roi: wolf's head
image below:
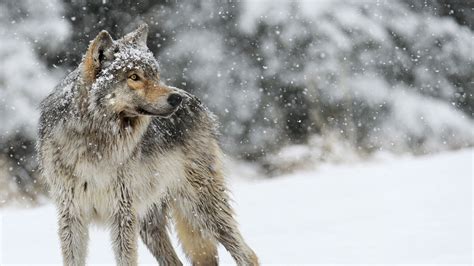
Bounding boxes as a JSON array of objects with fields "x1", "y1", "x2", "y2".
[{"x1": 82, "y1": 24, "x2": 182, "y2": 118}]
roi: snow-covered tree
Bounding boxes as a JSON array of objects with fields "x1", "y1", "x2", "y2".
[{"x1": 238, "y1": 0, "x2": 473, "y2": 157}]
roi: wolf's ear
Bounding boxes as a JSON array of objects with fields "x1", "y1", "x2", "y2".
[
  {"x1": 83, "y1": 30, "x2": 114, "y2": 84},
  {"x1": 122, "y1": 23, "x2": 148, "y2": 47}
]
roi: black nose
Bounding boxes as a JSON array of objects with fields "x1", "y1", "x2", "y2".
[{"x1": 167, "y1": 93, "x2": 182, "y2": 107}]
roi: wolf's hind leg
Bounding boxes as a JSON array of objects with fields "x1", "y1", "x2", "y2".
[
  {"x1": 179, "y1": 169, "x2": 259, "y2": 265},
  {"x1": 204, "y1": 193, "x2": 258, "y2": 265},
  {"x1": 213, "y1": 217, "x2": 259, "y2": 266},
  {"x1": 172, "y1": 205, "x2": 218, "y2": 266},
  {"x1": 140, "y1": 202, "x2": 183, "y2": 266}
]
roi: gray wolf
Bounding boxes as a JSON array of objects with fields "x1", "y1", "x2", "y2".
[{"x1": 37, "y1": 24, "x2": 258, "y2": 266}]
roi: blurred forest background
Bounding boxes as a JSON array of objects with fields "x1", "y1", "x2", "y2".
[{"x1": 0, "y1": 0, "x2": 472, "y2": 206}]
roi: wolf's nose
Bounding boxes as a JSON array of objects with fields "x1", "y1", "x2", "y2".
[{"x1": 167, "y1": 93, "x2": 182, "y2": 107}]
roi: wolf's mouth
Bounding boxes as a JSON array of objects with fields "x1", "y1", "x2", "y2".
[
  {"x1": 135, "y1": 107, "x2": 177, "y2": 117},
  {"x1": 136, "y1": 107, "x2": 158, "y2": 116}
]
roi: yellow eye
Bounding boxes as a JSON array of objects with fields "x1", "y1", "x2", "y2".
[{"x1": 129, "y1": 74, "x2": 139, "y2": 81}]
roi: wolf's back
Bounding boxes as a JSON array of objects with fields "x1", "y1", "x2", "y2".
[{"x1": 38, "y1": 69, "x2": 81, "y2": 140}]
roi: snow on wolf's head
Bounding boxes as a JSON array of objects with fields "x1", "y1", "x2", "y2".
[{"x1": 82, "y1": 24, "x2": 183, "y2": 118}]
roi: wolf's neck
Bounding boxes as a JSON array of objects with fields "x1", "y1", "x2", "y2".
[
  {"x1": 90, "y1": 110, "x2": 151, "y2": 136},
  {"x1": 76, "y1": 112, "x2": 152, "y2": 164}
]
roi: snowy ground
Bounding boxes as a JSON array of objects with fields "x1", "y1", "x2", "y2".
[{"x1": 1, "y1": 149, "x2": 472, "y2": 265}]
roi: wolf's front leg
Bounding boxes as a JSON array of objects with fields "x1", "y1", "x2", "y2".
[
  {"x1": 57, "y1": 194, "x2": 89, "y2": 266},
  {"x1": 111, "y1": 180, "x2": 139, "y2": 266}
]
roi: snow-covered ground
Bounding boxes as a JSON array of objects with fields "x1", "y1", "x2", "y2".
[{"x1": 1, "y1": 149, "x2": 472, "y2": 265}]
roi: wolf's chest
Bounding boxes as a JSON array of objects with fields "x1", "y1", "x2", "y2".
[
  {"x1": 50, "y1": 123, "x2": 187, "y2": 219},
  {"x1": 73, "y1": 157, "x2": 118, "y2": 184},
  {"x1": 71, "y1": 150, "x2": 186, "y2": 220},
  {"x1": 71, "y1": 160, "x2": 117, "y2": 219}
]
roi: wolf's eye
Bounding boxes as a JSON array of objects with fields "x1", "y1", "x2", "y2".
[{"x1": 129, "y1": 74, "x2": 139, "y2": 81}]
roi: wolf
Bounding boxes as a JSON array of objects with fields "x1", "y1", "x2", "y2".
[{"x1": 37, "y1": 24, "x2": 258, "y2": 266}]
